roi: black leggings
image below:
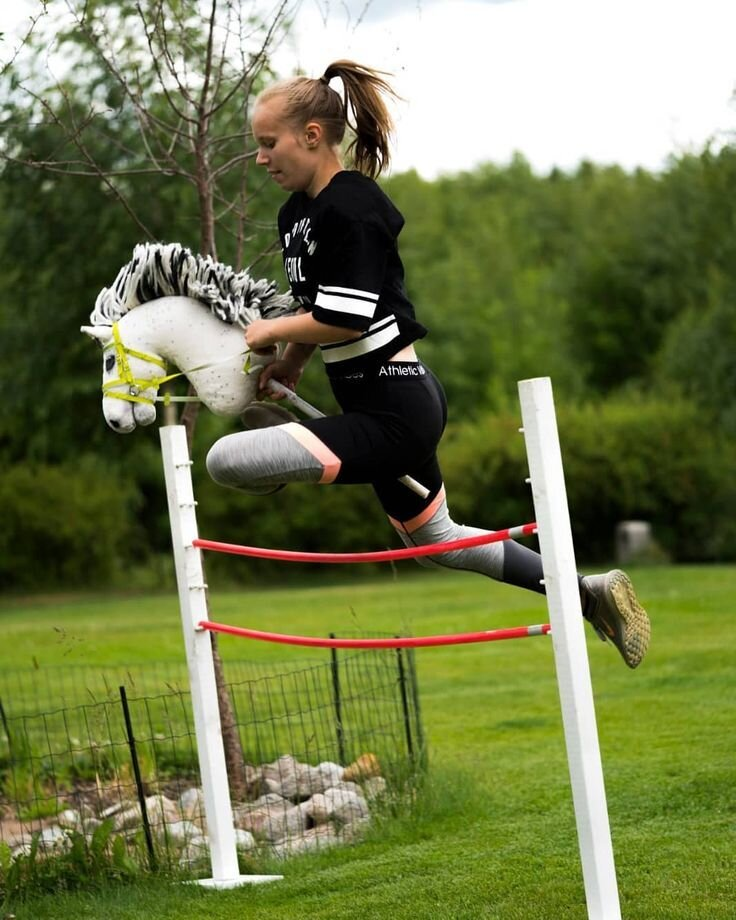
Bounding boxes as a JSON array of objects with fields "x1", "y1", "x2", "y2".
[
  {"x1": 300, "y1": 361, "x2": 447, "y2": 521},
  {"x1": 206, "y1": 359, "x2": 549, "y2": 595}
]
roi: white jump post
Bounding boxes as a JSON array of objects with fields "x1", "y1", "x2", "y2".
[
  {"x1": 518, "y1": 378, "x2": 621, "y2": 920},
  {"x1": 160, "y1": 425, "x2": 282, "y2": 888}
]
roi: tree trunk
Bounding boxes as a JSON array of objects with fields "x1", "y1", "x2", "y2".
[
  {"x1": 209, "y1": 630, "x2": 248, "y2": 801},
  {"x1": 185, "y1": 117, "x2": 247, "y2": 792}
]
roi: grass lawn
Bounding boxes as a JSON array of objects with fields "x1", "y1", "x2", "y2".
[{"x1": 0, "y1": 563, "x2": 734, "y2": 918}]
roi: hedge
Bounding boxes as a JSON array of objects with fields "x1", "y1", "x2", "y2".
[
  {"x1": 3, "y1": 394, "x2": 733, "y2": 592},
  {"x1": 0, "y1": 457, "x2": 144, "y2": 590},
  {"x1": 440, "y1": 394, "x2": 736, "y2": 563}
]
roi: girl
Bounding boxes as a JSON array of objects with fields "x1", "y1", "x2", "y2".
[{"x1": 206, "y1": 60, "x2": 650, "y2": 669}]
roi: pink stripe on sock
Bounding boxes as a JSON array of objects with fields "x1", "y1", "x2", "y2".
[
  {"x1": 388, "y1": 485, "x2": 446, "y2": 533},
  {"x1": 281, "y1": 423, "x2": 342, "y2": 484}
]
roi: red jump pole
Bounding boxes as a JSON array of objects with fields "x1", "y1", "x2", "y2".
[
  {"x1": 192, "y1": 523, "x2": 537, "y2": 564},
  {"x1": 197, "y1": 620, "x2": 551, "y2": 649}
]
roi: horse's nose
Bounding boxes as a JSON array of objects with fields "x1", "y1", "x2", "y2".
[{"x1": 109, "y1": 418, "x2": 121, "y2": 429}]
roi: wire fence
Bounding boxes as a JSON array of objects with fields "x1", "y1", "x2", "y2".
[{"x1": 0, "y1": 640, "x2": 424, "y2": 877}]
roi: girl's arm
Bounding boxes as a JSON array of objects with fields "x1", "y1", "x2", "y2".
[
  {"x1": 246, "y1": 312, "x2": 361, "y2": 351},
  {"x1": 250, "y1": 311, "x2": 361, "y2": 396}
]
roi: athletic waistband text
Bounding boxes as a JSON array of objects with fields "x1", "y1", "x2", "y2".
[{"x1": 378, "y1": 364, "x2": 426, "y2": 377}]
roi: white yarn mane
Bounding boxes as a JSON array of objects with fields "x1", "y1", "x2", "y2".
[{"x1": 90, "y1": 242, "x2": 295, "y2": 327}]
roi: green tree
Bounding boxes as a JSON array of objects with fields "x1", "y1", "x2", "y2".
[{"x1": 0, "y1": 0, "x2": 298, "y2": 801}]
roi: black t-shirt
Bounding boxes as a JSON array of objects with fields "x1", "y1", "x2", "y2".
[{"x1": 277, "y1": 170, "x2": 427, "y2": 377}]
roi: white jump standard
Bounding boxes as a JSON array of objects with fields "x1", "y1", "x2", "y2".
[
  {"x1": 160, "y1": 425, "x2": 283, "y2": 888},
  {"x1": 519, "y1": 377, "x2": 622, "y2": 920},
  {"x1": 160, "y1": 376, "x2": 625, "y2": 915}
]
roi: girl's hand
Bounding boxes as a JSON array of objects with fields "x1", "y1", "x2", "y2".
[
  {"x1": 245, "y1": 319, "x2": 278, "y2": 354},
  {"x1": 258, "y1": 356, "x2": 305, "y2": 397}
]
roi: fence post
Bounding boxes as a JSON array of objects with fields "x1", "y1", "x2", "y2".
[
  {"x1": 395, "y1": 646, "x2": 414, "y2": 762},
  {"x1": 328, "y1": 635, "x2": 346, "y2": 765},
  {"x1": 518, "y1": 378, "x2": 621, "y2": 920},
  {"x1": 160, "y1": 425, "x2": 282, "y2": 888},
  {"x1": 0, "y1": 699, "x2": 13, "y2": 758},
  {"x1": 406, "y1": 648, "x2": 427, "y2": 770},
  {"x1": 119, "y1": 686, "x2": 157, "y2": 872}
]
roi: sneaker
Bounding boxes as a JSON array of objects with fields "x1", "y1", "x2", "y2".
[{"x1": 580, "y1": 570, "x2": 651, "y2": 669}]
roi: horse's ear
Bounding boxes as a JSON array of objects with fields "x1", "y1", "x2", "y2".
[{"x1": 81, "y1": 325, "x2": 111, "y2": 347}]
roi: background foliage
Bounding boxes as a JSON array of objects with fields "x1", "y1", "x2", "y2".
[{"x1": 1, "y1": 6, "x2": 735, "y2": 589}]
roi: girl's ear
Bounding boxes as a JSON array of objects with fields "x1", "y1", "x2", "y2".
[{"x1": 305, "y1": 121, "x2": 323, "y2": 148}]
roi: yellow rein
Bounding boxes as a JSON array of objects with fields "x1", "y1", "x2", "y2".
[{"x1": 101, "y1": 322, "x2": 249, "y2": 406}]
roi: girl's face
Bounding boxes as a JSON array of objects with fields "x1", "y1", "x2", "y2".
[{"x1": 252, "y1": 98, "x2": 316, "y2": 194}]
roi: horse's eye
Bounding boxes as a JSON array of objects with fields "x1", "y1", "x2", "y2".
[{"x1": 105, "y1": 354, "x2": 115, "y2": 373}]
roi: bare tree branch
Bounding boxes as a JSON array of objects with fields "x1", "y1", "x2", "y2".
[
  {"x1": 208, "y1": 0, "x2": 291, "y2": 120},
  {"x1": 0, "y1": 1, "x2": 48, "y2": 79},
  {"x1": 134, "y1": 0, "x2": 198, "y2": 122}
]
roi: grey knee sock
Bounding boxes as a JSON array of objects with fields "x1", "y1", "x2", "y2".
[
  {"x1": 393, "y1": 499, "x2": 546, "y2": 593},
  {"x1": 393, "y1": 499, "x2": 505, "y2": 579},
  {"x1": 206, "y1": 427, "x2": 323, "y2": 494}
]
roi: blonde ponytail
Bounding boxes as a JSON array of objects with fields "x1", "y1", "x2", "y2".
[{"x1": 258, "y1": 60, "x2": 397, "y2": 178}]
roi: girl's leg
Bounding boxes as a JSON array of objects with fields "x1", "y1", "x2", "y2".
[
  {"x1": 381, "y1": 481, "x2": 649, "y2": 669},
  {"x1": 205, "y1": 423, "x2": 334, "y2": 493},
  {"x1": 384, "y1": 486, "x2": 545, "y2": 592}
]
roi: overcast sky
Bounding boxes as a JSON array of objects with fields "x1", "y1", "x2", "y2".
[
  {"x1": 2, "y1": 0, "x2": 734, "y2": 178},
  {"x1": 276, "y1": 0, "x2": 736, "y2": 177}
]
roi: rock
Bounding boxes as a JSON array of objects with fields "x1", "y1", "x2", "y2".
[
  {"x1": 100, "y1": 801, "x2": 127, "y2": 819},
  {"x1": 262, "y1": 777, "x2": 285, "y2": 797},
  {"x1": 261, "y1": 804, "x2": 306, "y2": 843},
  {"x1": 39, "y1": 826, "x2": 69, "y2": 851},
  {"x1": 165, "y1": 820, "x2": 200, "y2": 843},
  {"x1": 243, "y1": 763, "x2": 266, "y2": 799},
  {"x1": 250, "y1": 793, "x2": 291, "y2": 809},
  {"x1": 300, "y1": 793, "x2": 330, "y2": 825},
  {"x1": 56, "y1": 809, "x2": 81, "y2": 831},
  {"x1": 337, "y1": 815, "x2": 371, "y2": 841},
  {"x1": 178, "y1": 833, "x2": 210, "y2": 867},
  {"x1": 233, "y1": 794, "x2": 290, "y2": 834},
  {"x1": 343, "y1": 753, "x2": 381, "y2": 782},
  {"x1": 363, "y1": 776, "x2": 387, "y2": 801},
  {"x1": 145, "y1": 794, "x2": 180, "y2": 827},
  {"x1": 261, "y1": 755, "x2": 301, "y2": 798},
  {"x1": 300, "y1": 786, "x2": 370, "y2": 828},
  {"x1": 234, "y1": 828, "x2": 255, "y2": 851},
  {"x1": 261, "y1": 755, "x2": 343, "y2": 800},
  {"x1": 113, "y1": 804, "x2": 142, "y2": 831},
  {"x1": 271, "y1": 825, "x2": 339, "y2": 859},
  {"x1": 333, "y1": 799, "x2": 370, "y2": 827},
  {"x1": 233, "y1": 794, "x2": 304, "y2": 841},
  {"x1": 11, "y1": 842, "x2": 33, "y2": 858},
  {"x1": 325, "y1": 780, "x2": 362, "y2": 796},
  {"x1": 322, "y1": 787, "x2": 369, "y2": 826},
  {"x1": 178, "y1": 787, "x2": 205, "y2": 821},
  {"x1": 615, "y1": 520, "x2": 655, "y2": 565},
  {"x1": 316, "y1": 761, "x2": 344, "y2": 787}
]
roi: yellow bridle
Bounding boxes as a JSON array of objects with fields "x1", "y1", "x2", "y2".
[
  {"x1": 101, "y1": 322, "x2": 183, "y2": 405},
  {"x1": 101, "y1": 322, "x2": 249, "y2": 406}
]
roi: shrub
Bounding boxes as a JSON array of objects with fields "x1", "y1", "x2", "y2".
[
  {"x1": 441, "y1": 394, "x2": 736, "y2": 563},
  {"x1": 0, "y1": 456, "x2": 144, "y2": 590}
]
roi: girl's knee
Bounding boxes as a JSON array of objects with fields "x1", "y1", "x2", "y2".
[
  {"x1": 205, "y1": 439, "x2": 230, "y2": 486},
  {"x1": 205, "y1": 433, "x2": 249, "y2": 488}
]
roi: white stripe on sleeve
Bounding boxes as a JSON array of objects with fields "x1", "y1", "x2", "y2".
[
  {"x1": 320, "y1": 316, "x2": 400, "y2": 364},
  {"x1": 315, "y1": 284, "x2": 379, "y2": 319}
]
